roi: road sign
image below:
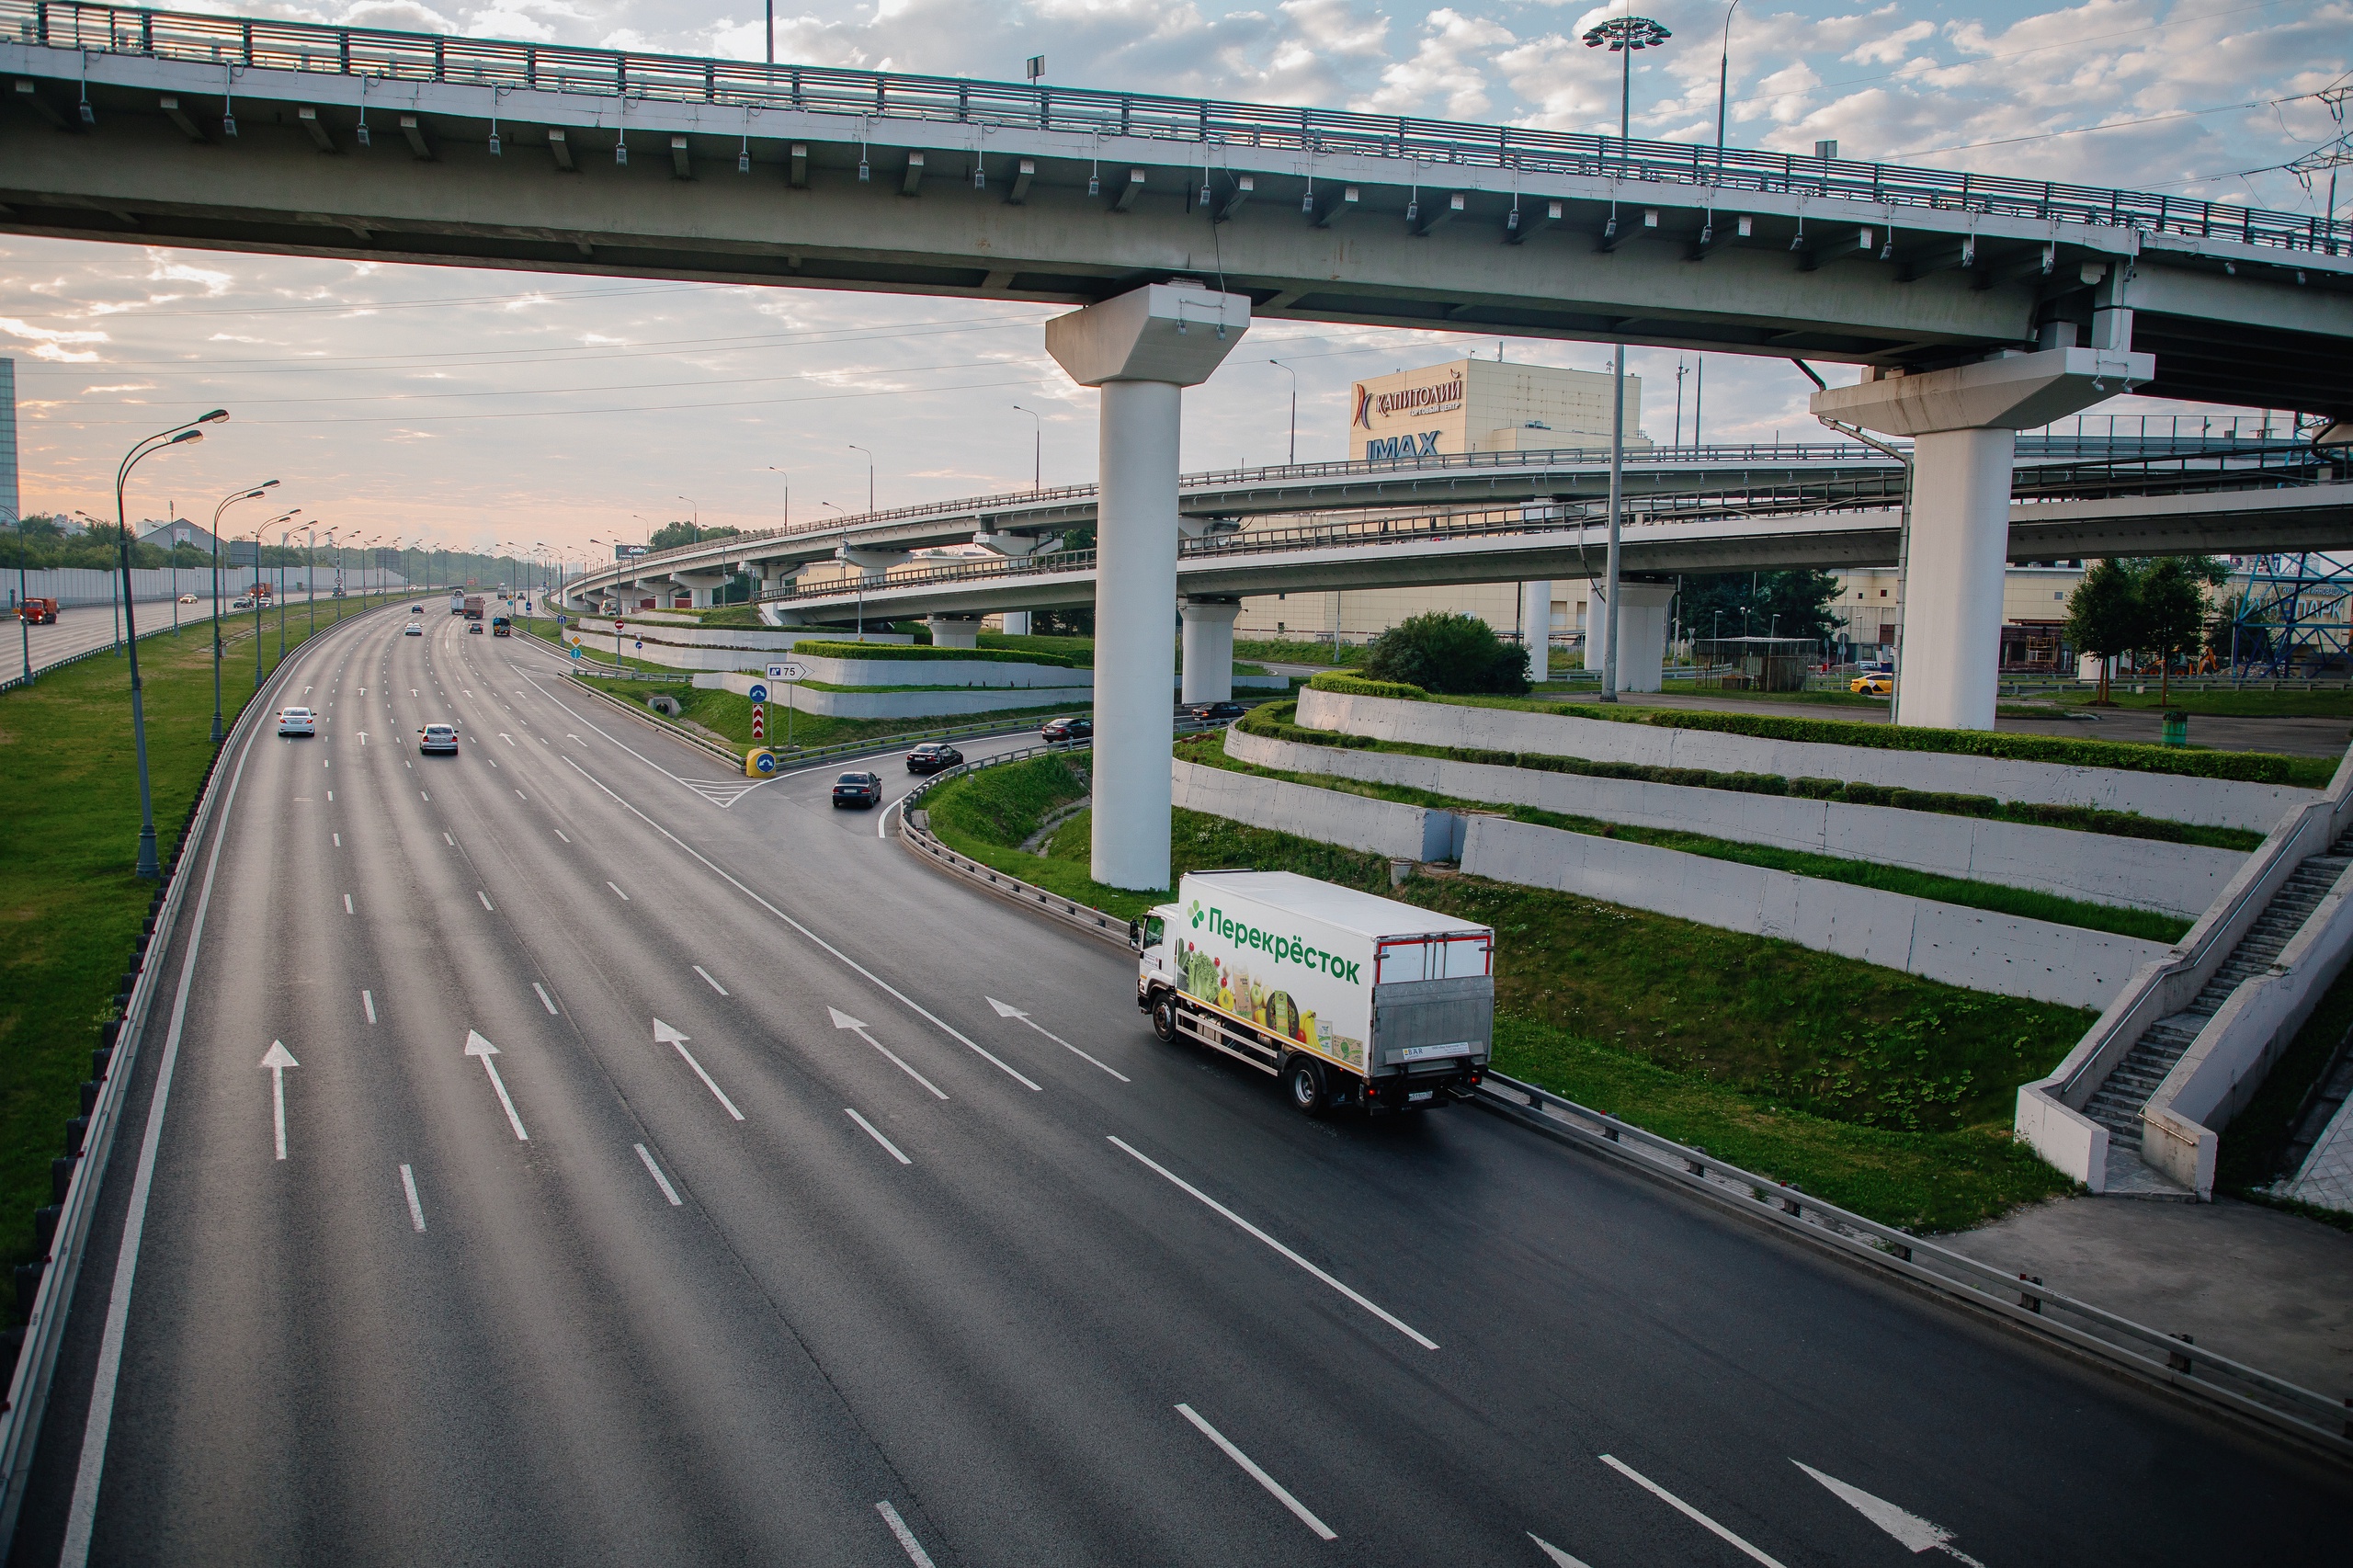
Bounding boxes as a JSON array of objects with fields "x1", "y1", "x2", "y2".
[
  {"x1": 750, "y1": 703, "x2": 766, "y2": 741},
  {"x1": 613, "y1": 619, "x2": 625, "y2": 632},
  {"x1": 569, "y1": 644, "x2": 581, "y2": 660},
  {"x1": 767, "y1": 662, "x2": 807, "y2": 682},
  {"x1": 745, "y1": 747, "x2": 778, "y2": 777},
  {"x1": 746, "y1": 682, "x2": 769, "y2": 704}
]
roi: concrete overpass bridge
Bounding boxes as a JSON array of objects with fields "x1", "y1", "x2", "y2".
[
  {"x1": 11, "y1": 1, "x2": 2349, "y2": 886},
  {"x1": 563, "y1": 432, "x2": 2323, "y2": 611}
]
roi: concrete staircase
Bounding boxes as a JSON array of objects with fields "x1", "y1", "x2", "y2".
[{"x1": 2084, "y1": 835, "x2": 2353, "y2": 1188}]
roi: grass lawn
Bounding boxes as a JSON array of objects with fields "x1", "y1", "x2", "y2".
[
  {"x1": 918, "y1": 752, "x2": 2081, "y2": 1231},
  {"x1": 0, "y1": 597, "x2": 404, "y2": 1317},
  {"x1": 1177, "y1": 733, "x2": 2192, "y2": 943},
  {"x1": 577, "y1": 674, "x2": 1085, "y2": 754},
  {"x1": 2040, "y1": 687, "x2": 2353, "y2": 720}
]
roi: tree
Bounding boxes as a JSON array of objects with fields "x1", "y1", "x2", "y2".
[
  {"x1": 2064, "y1": 559, "x2": 2139, "y2": 704},
  {"x1": 1361, "y1": 611, "x2": 1529, "y2": 695},
  {"x1": 2139, "y1": 555, "x2": 2227, "y2": 707},
  {"x1": 647, "y1": 521, "x2": 742, "y2": 552},
  {"x1": 1676, "y1": 569, "x2": 1843, "y2": 648}
]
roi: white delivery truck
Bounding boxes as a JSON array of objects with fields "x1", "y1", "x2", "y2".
[{"x1": 1133, "y1": 870, "x2": 1495, "y2": 1116}]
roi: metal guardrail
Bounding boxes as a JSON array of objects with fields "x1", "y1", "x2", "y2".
[
  {"x1": 15, "y1": 3, "x2": 2347, "y2": 256},
  {"x1": 890, "y1": 762, "x2": 2353, "y2": 1460},
  {"x1": 0, "y1": 600, "x2": 396, "y2": 1542},
  {"x1": 1473, "y1": 1070, "x2": 2352, "y2": 1460},
  {"x1": 0, "y1": 594, "x2": 407, "y2": 698}
]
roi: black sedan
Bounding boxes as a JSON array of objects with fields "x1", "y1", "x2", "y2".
[
  {"x1": 832, "y1": 770, "x2": 883, "y2": 809},
  {"x1": 1186, "y1": 700, "x2": 1249, "y2": 724},
  {"x1": 1040, "y1": 717, "x2": 1093, "y2": 743},
  {"x1": 905, "y1": 744, "x2": 963, "y2": 774}
]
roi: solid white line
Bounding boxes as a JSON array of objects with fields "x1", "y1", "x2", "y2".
[
  {"x1": 1599, "y1": 1455, "x2": 1790, "y2": 1568},
  {"x1": 1174, "y1": 1404, "x2": 1336, "y2": 1540},
  {"x1": 694, "y1": 965, "x2": 728, "y2": 995},
  {"x1": 669, "y1": 1040, "x2": 746, "y2": 1121},
  {"x1": 1108, "y1": 1136, "x2": 1438, "y2": 1349},
  {"x1": 533, "y1": 983, "x2": 559, "y2": 1016},
  {"x1": 634, "y1": 1143, "x2": 684, "y2": 1206},
  {"x1": 478, "y1": 890, "x2": 494, "y2": 911},
  {"x1": 480, "y1": 1056, "x2": 529, "y2": 1141},
  {"x1": 560, "y1": 755, "x2": 1041, "y2": 1091},
  {"x1": 608, "y1": 881, "x2": 630, "y2": 902},
  {"x1": 343, "y1": 893, "x2": 354, "y2": 915},
  {"x1": 845, "y1": 1107, "x2": 912, "y2": 1165},
  {"x1": 877, "y1": 796, "x2": 901, "y2": 839},
  {"x1": 361, "y1": 989, "x2": 376, "y2": 1024},
  {"x1": 875, "y1": 1502, "x2": 937, "y2": 1567},
  {"x1": 61, "y1": 628, "x2": 283, "y2": 1565},
  {"x1": 400, "y1": 1165, "x2": 426, "y2": 1232}
]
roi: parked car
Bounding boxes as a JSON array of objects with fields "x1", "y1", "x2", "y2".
[
  {"x1": 177, "y1": 594, "x2": 199, "y2": 604},
  {"x1": 1186, "y1": 700, "x2": 1248, "y2": 724},
  {"x1": 1850, "y1": 673, "x2": 1895, "y2": 696},
  {"x1": 904, "y1": 743, "x2": 964, "y2": 774},
  {"x1": 404, "y1": 623, "x2": 425, "y2": 637},
  {"x1": 1040, "y1": 716, "x2": 1093, "y2": 743},
  {"x1": 277, "y1": 707, "x2": 316, "y2": 736},
  {"x1": 832, "y1": 770, "x2": 883, "y2": 808},
  {"x1": 418, "y1": 723, "x2": 459, "y2": 755}
]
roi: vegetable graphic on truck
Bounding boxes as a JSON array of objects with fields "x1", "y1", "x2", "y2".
[{"x1": 1134, "y1": 870, "x2": 1494, "y2": 1116}]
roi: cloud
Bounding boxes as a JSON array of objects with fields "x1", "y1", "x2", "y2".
[{"x1": 0, "y1": 316, "x2": 110, "y2": 362}]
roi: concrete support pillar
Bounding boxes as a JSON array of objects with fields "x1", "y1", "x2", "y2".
[
  {"x1": 1608, "y1": 582, "x2": 1676, "y2": 693},
  {"x1": 1518, "y1": 580, "x2": 1552, "y2": 683},
  {"x1": 975, "y1": 535, "x2": 1056, "y2": 641},
  {"x1": 1000, "y1": 610, "x2": 1032, "y2": 636},
  {"x1": 674, "y1": 569, "x2": 729, "y2": 608},
  {"x1": 926, "y1": 615, "x2": 982, "y2": 649},
  {"x1": 1047, "y1": 282, "x2": 1249, "y2": 890},
  {"x1": 1179, "y1": 597, "x2": 1243, "y2": 703},
  {"x1": 1811, "y1": 345, "x2": 2152, "y2": 730}
]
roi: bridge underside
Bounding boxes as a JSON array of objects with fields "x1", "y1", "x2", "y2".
[{"x1": 7, "y1": 38, "x2": 2351, "y2": 418}]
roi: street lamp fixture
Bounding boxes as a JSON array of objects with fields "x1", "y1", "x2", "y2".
[
  {"x1": 847, "y1": 444, "x2": 875, "y2": 514},
  {"x1": 117, "y1": 409, "x2": 228, "y2": 878},
  {"x1": 1267, "y1": 359, "x2": 1298, "y2": 465}
]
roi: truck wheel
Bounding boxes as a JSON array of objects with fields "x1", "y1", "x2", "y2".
[
  {"x1": 1151, "y1": 994, "x2": 1178, "y2": 1044},
  {"x1": 1285, "y1": 1056, "x2": 1326, "y2": 1118}
]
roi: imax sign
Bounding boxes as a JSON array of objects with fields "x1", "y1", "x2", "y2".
[{"x1": 1366, "y1": 431, "x2": 1443, "y2": 460}]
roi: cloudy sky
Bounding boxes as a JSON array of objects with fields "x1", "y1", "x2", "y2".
[{"x1": 4, "y1": 0, "x2": 2346, "y2": 554}]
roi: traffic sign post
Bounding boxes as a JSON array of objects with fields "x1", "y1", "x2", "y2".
[
  {"x1": 613, "y1": 617, "x2": 624, "y2": 668},
  {"x1": 767, "y1": 662, "x2": 806, "y2": 750}
]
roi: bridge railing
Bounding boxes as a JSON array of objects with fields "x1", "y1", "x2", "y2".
[{"x1": 15, "y1": 2, "x2": 2347, "y2": 258}]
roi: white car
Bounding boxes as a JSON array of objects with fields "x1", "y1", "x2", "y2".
[
  {"x1": 277, "y1": 707, "x2": 316, "y2": 736},
  {"x1": 176, "y1": 594, "x2": 199, "y2": 604},
  {"x1": 404, "y1": 623, "x2": 424, "y2": 637},
  {"x1": 418, "y1": 723, "x2": 459, "y2": 756}
]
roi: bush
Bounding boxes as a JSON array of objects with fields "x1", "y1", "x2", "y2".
[
  {"x1": 790, "y1": 640, "x2": 1080, "y2": 669},
  {"x1": 1359, "y1": 611, "x2": 1529, "y2": 695},
  {"x1": 1546, "y1": 701, "x2": 2325, "y2": 787},
  {"x1": 1305, "y1": 671, "x2": 1430, "y2": 701}
]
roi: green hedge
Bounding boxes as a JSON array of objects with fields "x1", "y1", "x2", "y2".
[
  {"x1": 1540, "y1": 701, "x2": 2329, "y2": 787},
  {"x1": 791, "y1": 640, "x2": 1080, "y2": 669},
  {"x1": 1239, "y1": 703, "x2": 2261, "y2": 848},
  {"x1": 1306, "y1": 671, "x2": 1428, "y2": 701}
]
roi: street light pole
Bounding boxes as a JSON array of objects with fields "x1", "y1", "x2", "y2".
[
  {"x1": 1011, "y1": 405, "x2": 1041, "y2": 491},
  {"x1": 209, "y1": 482, "x2": 277, "y2": 741},
  {"x1": 1267, "y1": 359, "x2": 1297, "y2": 464},
  {"x1": 1715, "y1": 0, "x2": 1742, "y2": 165},
  {"x1": 119, "y1": 409, "x2": 229, "y2": 877},
  {"x1": 1582, "y1": 12, "x2": 1671, "y2": 704},
  {"x1": 847, "y1": 444, "x2": 875, "y2": 513}
]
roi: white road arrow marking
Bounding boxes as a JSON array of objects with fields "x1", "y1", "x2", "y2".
[
  {"x1": 1175, "y1": 1403, "x2": 1336, "y2": 1540},
  {"x1": 356, "y1": 733, "x2": 367, "y2": 745},
  {"x1": 259, "y1": 1041, "x2": 298, "y2": 1160},
  {"x1": 830, "y1": 1007, "x2": 948, "y2": 1100},
  {"x1": 1794, "y1": 1461, "x2": 1986, "y2": 1566},
  {"x1": 985, "y1": 997, "x2": 1130, "y2": 1082},
  {"x1": 844, "y1": 1107, "x2": 911, "y2": 1164},
  {"x1": 465, "y1": 1030, "x2": 529, "y2": 1141},
  {"x1": 875, "y1": 1501, "x2": 936, "y2": 1566},
  {"x1": 653, "y1": 1018, "x2": 745, "y2": 1120},
  {"x1": 1601, "y1": 1455, "x2": 1789, "y2": 1568},
  {"x1": 399, "y1": 1164, "x2": 426, "y2": 1232},
  {"x1": 1529, "y1": 1536, "x2": 1594, "y2": 1567}
]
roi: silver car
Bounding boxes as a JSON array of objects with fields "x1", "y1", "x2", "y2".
[
  {"x1": 277, "y1": 707, "x2": 315, "y2": 737},
  {"x1": 418, "y1": 723, "x2": 459, "y2": 756}
]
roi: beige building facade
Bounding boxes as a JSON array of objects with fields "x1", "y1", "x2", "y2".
[{"x1": 1348, "y1": 357, "x2": 1651, "y2": 460}]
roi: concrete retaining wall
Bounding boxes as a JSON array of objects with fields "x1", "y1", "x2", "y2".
[
  {"x1": 576, "y1": 616, "x2": 894, "y2": 651},
  {"x1": 1171, "y1": 760, "x2": 1454, "y2": 861},
  {"x1": 10, "y1": 565, "x2": 407, "y2": 608},
  {"x1": 1458, "y1": 815, "x2": 2163, "y2": 1008},
  {"x1": 1296, "y1": 687, "x2": 2319, "y2": 833},
  {"x1": 688, "y1": 670, "x2": 1088, "y2": 719},
  {"x1": 1226, "y1": 726, "x2": 2241, "y2": 918}
]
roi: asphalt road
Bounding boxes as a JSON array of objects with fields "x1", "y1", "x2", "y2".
[
  {"x1": 12, "y1": 606, "x2": 2351, "y2": 1566},
  {"x1": 9, "y1": 597, "x2": 386, "y2": 683}
]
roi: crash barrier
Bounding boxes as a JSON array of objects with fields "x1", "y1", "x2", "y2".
[
  {"x1": 1475, "y1": 1070, "x2": 2353, "y2": 1464},
  {"x1": 0, "y1": 593, "x2": 405, "y2": 698},
  {"x1": 897, "y1": 740, "x2": 1132, "y2": 948},
  {"x1": 0, "y1": 603, "x2": 395, "y2": 1542}
]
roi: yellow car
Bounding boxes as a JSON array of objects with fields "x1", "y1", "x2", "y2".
[{"x1": 1850, "y1": 673, "x2": 1895, "y2": 696}]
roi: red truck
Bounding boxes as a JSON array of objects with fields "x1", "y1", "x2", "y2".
[{"x1": 17, "y1": 597, "x2": 59, "y2": 625}]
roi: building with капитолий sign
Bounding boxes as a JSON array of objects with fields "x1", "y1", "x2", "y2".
[{"x1": 1347, "y1": 356, "x2": 1653, "y2": 460}]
